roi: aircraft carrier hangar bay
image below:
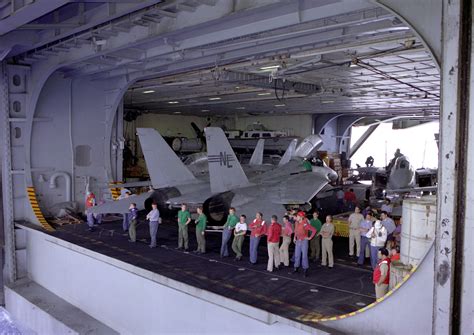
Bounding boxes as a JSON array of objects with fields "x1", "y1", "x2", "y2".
[{"x1": 0, "y1": 1, "x2": 472, "y2": 334}]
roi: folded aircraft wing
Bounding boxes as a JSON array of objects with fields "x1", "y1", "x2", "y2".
[
  {"x1": 88, "y1": 192, "x2": 152, "y2": 214},
  {"x1": 270, "y1": 172, "x2": 330, "y2": 204}
]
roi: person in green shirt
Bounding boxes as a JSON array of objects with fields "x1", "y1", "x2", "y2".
[
  {"x1": 302, "y1": 158, "x2": 312, "y2": 172},
  {"x1": 220, "y1": 207, "x2": 238, "y2": 257},
  {"x1": 309, "y1": 211, "x2": 322, "y2": 261},
  {"x1": 194, "y1": 206, "x2": 207, "y2": 254},
  {"x1": 177, "y1": 203, "x2": 191, "y2": 251}
]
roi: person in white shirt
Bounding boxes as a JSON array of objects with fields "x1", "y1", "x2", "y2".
[
  {"x1": 348, "y1": 206, "x2": 364, "y2": 258},
  {"x1": 366, "y1": 220, "x2": 387, "y2": 269},
  {"x1": 232, "y1": 215, "x2": 247, "y2": 261}
]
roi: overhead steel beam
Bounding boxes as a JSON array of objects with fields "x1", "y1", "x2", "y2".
[
  {"x1": 348, "y1": 124, "x2": 379, "y2": 158},
  {"x1": 18, "y1": 23, "x2": 82, "y2": 30},
  {"x1": 221, "y1": 70, "x2": 321, "y2": 95}
]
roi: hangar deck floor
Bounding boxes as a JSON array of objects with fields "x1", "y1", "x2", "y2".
[{"x1": 40, "y1": 218, "x2": 375, "y2": 328}]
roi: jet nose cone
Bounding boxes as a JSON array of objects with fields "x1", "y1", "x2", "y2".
[{"x1": 327, "y1": 169, "x2": 338, "y2": 182}]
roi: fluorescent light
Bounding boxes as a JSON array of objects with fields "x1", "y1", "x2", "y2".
[
  {"x1": 173, "y1": 111, "x2": 181, "y2": 114},
  {"x1": 201, "y1": 109, "x2": 210, "y2": 112},
  {"x1": 274, "y1": 104, "x2": 286, "y2": 107},
  {"x1": 209, "y1": 97, "x2": 221, "y2": 101},
  {"x1": 168, "y1": 101, "x2": 179, "y2": 104},
  {"x1": 322, "y1": 100, "x2": 335, "y2": 104},
  {"x1": 143, "y1": 90, "x2": 155, "y2": 94},
  {"x1": 257, "y1": 92, "x2": 271, "y2": 96},
  {"x1": 236, "y1": 107, "x2": 246, "y2": 110},
  {"x1": 235, "y1": 86, "x2": 240, "y2": 89},
  {"x1": 260, "y1": 65, "x2": 280, "y2": 70}
]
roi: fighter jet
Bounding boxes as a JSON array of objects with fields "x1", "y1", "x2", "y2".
[
  {"x1": 200, "y1": 127, "x2": 338, "y2": 222},
  {"x1": 373, "y1": 155, "x2": 437, "y2": 196}
]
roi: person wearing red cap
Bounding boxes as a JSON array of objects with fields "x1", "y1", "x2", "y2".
[{"x1": 292, "y1": 211, "x2": 317, "y2": 277}]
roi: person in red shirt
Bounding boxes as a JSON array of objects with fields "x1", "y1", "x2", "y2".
[
  {"x1": 344, "y1": 188, "x2": 357, "y2": 211},
  {"x1": 266, "y1": 215, "x2": 282, "y2": 272},
  {"x1": 292, "y1": 211, "x2": 317, "y2": 277},
  {"x1": 248, "y1": 212, "x2": 266, "y2": 265},
  {"x1": 390, "y1": 245, "x2": 400, "y2": 262},
  {"x1": 373, "y1": 248, "x2": 391, "y2": 299}
]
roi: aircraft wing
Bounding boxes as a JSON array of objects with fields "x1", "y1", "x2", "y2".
[
  {"x1": 270, "y1": 172, "x2": 330, "y2": 204},
  {"x1": 88, "y1": 192, "x2": 152, "y2": 214}
]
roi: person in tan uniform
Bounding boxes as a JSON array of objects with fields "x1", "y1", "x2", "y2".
[
  {"x1": 348, "y1": 206, "x2": 364, "y2": 258},
  {"x1": 320, "y1": 215, "x2": 335, "y2": 268}
]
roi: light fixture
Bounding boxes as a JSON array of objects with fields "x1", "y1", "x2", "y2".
[
  {"x1": 236, "y1": 107, "x2": 246, "y2": 110},
  {"x1": 143, "y1": 90, "x2": 155, "y2": 94},
  {"x1": 201, "y1": 109, "x2": 210, "y2": 112},
  {"x1": 274, "y1": 104, "x2": 286, "y2": 107},
  {"x1": 209, "y1": 97, "x2": 221, "y2": 101},
  {"x1": 257, "y1": 92, "x2": 271, "y2": 96},
  {"x1": 260, "y1": 65, "x2": 280, "y2": 70},
  {"x1": 168, "y1": 101, "x2": 179, "y2": 104},
  {"x1": 322, "y1": 100, "x2": 335, "y2": 104},
  {"x1": 173, "y1": 111, "x2": 181, "y2": 114},
  {"x1": 235, "y1": 86, "x2": 240, "y2": 89}
]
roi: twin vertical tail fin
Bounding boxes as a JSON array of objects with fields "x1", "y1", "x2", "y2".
[
  {"x1": 279, "y1": 138, "x2": 298, "y2": 166},
  {"x1": 249, "y1": 139, "x2": 264, "y2": 166},
  {"x1": 137, "y1": 128, "x2": 197, "y2": 188},
  {"x1": 204, "y1": 127, "x2": 249, "y2": 193}
]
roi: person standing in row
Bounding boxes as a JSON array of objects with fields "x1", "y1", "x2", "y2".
[
  {"x1": 266, "y1": 215, "x2": 281, "y2": 272},
  {"x1": 380, "y1": 211, "x2": 396, "y2": 242},
  {"x1": 85, "y1": 191, "x2": 97, "y2": 232},
  {"x1": 128, "y1": 203, "x2": 138, "y2": 243},
  {"x1": 146, "y1": 203, "x2": 160, "y2": 248},
  {"x1": 221, "y1": 207, "x2": 238, "y2": 258},
  {"x1": 357, "y1": 211, "x2": 374, "y2": 266},
  {"x1": 194, "y1": 207, "x2": 207, "y2": 254},
  {"x1": 232, "y1": 215, "x2": 247, "y2": 261},
  {"x1": 320, "y1": 215, "x2": 335, "y2": 268},
  {"x1": 119, "y1": 190, "x2": 131, "y2": 232},
  {"x1": 279, "y1": 215, "x2": 293, "y2": 267},
  {"x1": 293, "y1": 212, "x2": 316, "y2": 277},
  {"x1": 348, "y1": 206, "x2": 364, "y2": 258},
  {"x1": 248, "y1": 212, "x2": 265, "y2": 264},
  {"x1": 309, "y1": 211, "x2": 322, "y2": 262},
  {"x1": 177, "y1": 204, "x2": 191, "y2": 251},
  {"x1": 367, "y1": 220, "x2": 388, "y2": 269},
  {"x1": 373, "y1": 248, "x2": 391, "y2": 299}
]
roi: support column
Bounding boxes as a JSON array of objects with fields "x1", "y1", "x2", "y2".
[{"x1": 433, "y1": 0, "x2": 471, "y2": 333}]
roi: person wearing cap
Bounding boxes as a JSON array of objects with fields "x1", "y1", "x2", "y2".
[
  {"x1": 366, "y1": 220, "x2": 388, "y2": 269},
  {"x1": 292, "y1": 211, "x2": 317, "y2": 277},
  {"x1": 221, "y1": 207, "x2": 238, "y2": 258},
  {"x1": 373, "y1": 248, "x2": 391, "y2": 299},
  {"x1": 320, "y1": 215, "x2": 335, "y2": 268},
  {"x1": 348, "y1": 206, "x2": 364, "y2": 258},
  {"x1": 279, "y1": 215, "x2": 293, "y2": 267},
  {"x1": 177, "y1": 204, "x2": 191, "y2": 251},
  {"x1": 248, "y1": 212, "x2": 265, "y2": 264},
  {"x1": 357, "y1": 211, "x2": 375, "y2": 266},
  {"x1": 232, "y1": 214, "x2": 247, "y2": 261},
  {"x1": 266, "y1": 215, "x2": 281, "y2": 272}
]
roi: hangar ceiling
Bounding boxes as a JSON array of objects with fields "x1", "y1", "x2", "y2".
[{"x1": 2, "y1": 0, "x2": 440, "y2": 120}]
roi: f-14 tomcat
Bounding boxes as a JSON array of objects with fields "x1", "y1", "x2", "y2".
[{"x1": 90, "y1": 127, "x2": 337, "y2": 222}]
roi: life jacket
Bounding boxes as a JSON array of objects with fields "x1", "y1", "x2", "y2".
[
  {"x1": 86, "y1": 193, "x2": 96, "y2": 208},
  {"x1": 373, "y1": 258, "x2": 391, "y2": 285}
]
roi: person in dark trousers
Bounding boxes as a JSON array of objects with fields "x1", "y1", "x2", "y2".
[
  {"x1": 128, "y1": 203, "x2": 138, "y2": 242},
  {"x1": 309, "y1": 211, "x2": 322, "y2": 262},
  {"x1": 248, "y1": 212, "x2": 265, "y2": 264}
]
